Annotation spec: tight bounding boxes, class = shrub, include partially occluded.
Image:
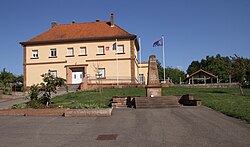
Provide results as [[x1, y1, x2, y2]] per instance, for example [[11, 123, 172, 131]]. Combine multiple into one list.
[[29, 84, 40, 100], [26, 100, 46, 109]]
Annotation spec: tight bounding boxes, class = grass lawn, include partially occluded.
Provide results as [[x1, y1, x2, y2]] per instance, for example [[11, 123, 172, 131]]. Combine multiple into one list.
[[164, 87, 250, 122], [52, 87, 250, 122], [51, 88, 146, 109]]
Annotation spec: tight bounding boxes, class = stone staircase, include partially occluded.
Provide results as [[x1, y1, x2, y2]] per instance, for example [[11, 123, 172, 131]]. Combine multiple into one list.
[[134, 96, 180, 108]]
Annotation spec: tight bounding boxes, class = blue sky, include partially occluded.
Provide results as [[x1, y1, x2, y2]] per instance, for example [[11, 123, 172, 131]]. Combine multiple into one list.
[[0, 0, 250, 75]]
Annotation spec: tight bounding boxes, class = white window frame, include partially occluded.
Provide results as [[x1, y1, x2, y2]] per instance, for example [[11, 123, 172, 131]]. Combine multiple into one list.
[[97, 68, 105, 78], [50, 48, 57, 57], [49, 70, 57, 78], [67, 48, 74, 56], [80, 47, 87, 55], [139, 74, 144, 83], [117, 45, 124, 54], [32, 50, 38, 58], [97, 46, 105, 55]]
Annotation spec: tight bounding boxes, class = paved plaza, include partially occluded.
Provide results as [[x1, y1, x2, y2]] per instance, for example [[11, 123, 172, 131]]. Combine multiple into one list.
[[0, 107, 249, 147]]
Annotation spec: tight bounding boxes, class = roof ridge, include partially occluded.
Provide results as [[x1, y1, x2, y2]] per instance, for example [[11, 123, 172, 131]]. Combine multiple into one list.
[[58, 21, 109, 26], [20, 20, 137, 45]]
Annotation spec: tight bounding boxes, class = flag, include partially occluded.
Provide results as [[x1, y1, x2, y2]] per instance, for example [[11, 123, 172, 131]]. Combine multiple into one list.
[[153, 38, 163, 47], [106, 43, 116, 51], [110, 42, 116, 50]]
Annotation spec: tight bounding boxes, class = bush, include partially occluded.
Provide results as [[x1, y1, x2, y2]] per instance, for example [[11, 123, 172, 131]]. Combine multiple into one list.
[[26, 72, 66, 108], [29, 84, 40, 100], [26, 100, 46, 109]]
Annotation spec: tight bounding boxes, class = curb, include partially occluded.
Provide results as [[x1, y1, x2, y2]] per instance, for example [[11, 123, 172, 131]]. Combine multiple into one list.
[[0, 108, 113, 117]]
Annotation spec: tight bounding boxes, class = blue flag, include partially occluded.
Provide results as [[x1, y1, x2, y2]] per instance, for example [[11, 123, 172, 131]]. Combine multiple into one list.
[[153, 38, 163, 47]]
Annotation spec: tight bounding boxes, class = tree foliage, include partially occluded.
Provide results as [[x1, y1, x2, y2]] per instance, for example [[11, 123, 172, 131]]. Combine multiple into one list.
[[187, 54, 250, 83], [165, 67, 186, 84], [0, 68, 16, 94], [157, 60, 185, 84], [28, 72, 66, 107]]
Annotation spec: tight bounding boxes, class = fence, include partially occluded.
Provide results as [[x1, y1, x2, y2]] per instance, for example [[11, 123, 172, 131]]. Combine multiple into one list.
[[175, 82, 239, 88], [86, 76, 145, 85]]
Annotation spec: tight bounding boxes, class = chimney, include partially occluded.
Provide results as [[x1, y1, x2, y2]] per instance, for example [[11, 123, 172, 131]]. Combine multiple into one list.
[[96, 18, 100, 22], [110, 13, 114, 27], [72, 20, 76, 24], [51, 21, 57, 28]]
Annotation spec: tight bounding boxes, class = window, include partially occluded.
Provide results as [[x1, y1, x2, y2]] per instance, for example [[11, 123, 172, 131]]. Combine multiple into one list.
[[32, 50, 38, 58], [67, 48, 74, 56], [79, 47, 87, 56], [97, 68, 105, 78], [49, 70, 57, 78], [139, 74, 145, 83], [117, 45, 124, 54], [97, 46, 105, 55], [50, 48, 57, 57]]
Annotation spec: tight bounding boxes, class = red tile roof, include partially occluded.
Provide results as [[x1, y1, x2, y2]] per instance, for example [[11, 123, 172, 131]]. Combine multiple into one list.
[[184, 69, 217, 82], [189, 69, 216, 78], [20, 21, 136, 46]]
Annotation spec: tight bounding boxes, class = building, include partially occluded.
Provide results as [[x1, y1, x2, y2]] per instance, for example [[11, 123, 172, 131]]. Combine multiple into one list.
[[20, 14, 148, 90]]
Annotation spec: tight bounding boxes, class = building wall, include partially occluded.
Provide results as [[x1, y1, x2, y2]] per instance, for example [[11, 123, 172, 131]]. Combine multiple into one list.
[[24, 39, 143, 87], [138, 62, 149, 84], [26, 64, 66, 86]]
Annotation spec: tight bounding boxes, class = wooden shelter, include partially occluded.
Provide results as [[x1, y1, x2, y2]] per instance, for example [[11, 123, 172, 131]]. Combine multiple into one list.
[[184, 69, 218, 84]]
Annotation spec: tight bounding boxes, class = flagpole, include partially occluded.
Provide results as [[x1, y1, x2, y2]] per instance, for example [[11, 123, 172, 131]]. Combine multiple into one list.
[[116, 39, 119, 86], [139, 37, 142, 65], [139, 37, 142, 83], [162, 35, 166, 83]]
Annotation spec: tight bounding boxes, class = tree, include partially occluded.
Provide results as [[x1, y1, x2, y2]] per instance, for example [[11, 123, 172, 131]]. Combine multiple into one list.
[[0, 68, 15, 94], [165, 67, 185, 84], [187, 61, 201, 75], [15, 75, 24, 84], [29, 84, 40, 100], [157, 60, 164, 81], [40, 73, 66, 106], [204, 54, 232, 83], [231, 54, 247, 96], [92, 63, 103, 93], [231, 54, 246, 83], [157, 60, 185, 84], [27, 72, 66, 107]]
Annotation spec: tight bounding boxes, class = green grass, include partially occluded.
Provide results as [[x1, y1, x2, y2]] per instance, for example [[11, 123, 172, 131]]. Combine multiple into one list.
[[51, 88, 146, 109], [164, 87, 250, 122], [52, 87, 250, 122]]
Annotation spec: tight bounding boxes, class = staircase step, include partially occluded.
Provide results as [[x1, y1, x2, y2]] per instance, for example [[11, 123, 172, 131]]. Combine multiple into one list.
[[136, 105, 180, 108], [135, 96, 180, 109]]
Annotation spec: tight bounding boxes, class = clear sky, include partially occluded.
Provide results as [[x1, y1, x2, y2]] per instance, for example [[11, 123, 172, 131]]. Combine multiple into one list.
[[0, 0, 250, 75]]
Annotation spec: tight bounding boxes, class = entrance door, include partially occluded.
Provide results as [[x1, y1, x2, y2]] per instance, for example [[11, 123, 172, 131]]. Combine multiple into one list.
[[72, 71, 83, 84]]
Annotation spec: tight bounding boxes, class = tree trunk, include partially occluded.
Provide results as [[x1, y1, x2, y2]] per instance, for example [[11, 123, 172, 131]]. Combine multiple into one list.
[[239, 84, 244, 96]]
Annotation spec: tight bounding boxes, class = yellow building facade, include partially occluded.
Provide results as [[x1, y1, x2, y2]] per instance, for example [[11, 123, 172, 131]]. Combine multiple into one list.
[[20, 14, 148, 89]]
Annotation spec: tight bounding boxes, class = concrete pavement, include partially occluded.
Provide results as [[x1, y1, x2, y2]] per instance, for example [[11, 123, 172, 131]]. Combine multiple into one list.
[[0, 107, 249, 147], [0, 98, 29, 110]]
